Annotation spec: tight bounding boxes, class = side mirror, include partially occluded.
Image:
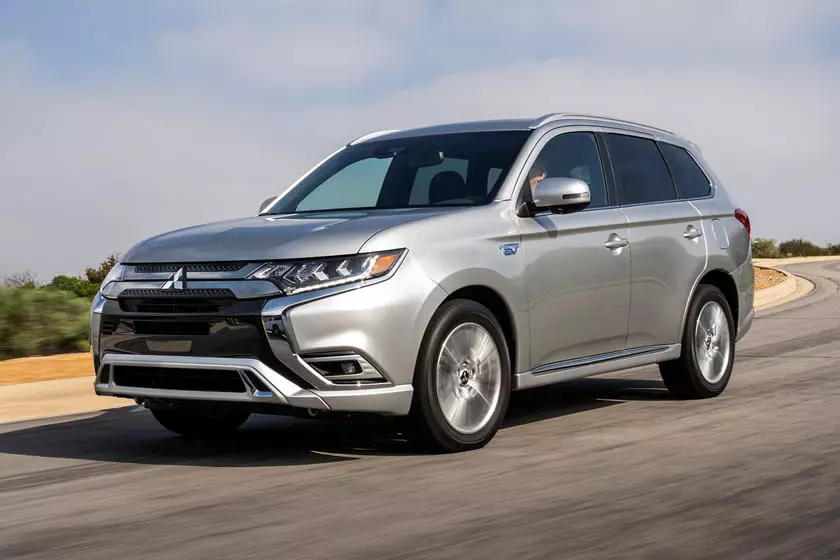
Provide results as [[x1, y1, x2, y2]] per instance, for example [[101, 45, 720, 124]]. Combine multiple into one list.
[[532, 177, 591, 214], [258, 197, 276, 214]]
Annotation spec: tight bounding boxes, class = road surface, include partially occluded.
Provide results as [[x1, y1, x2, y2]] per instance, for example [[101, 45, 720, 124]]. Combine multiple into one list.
[[2, 260, 839, 559]]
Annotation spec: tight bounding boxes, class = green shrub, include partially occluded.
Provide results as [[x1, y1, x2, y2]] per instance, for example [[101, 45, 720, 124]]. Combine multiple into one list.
[[778, 239, 824, 257], [751, 237, 780, 259], [0, 287, 90, 360], [85, 254, 118, 284], [46, 275, 101, 300], [825, 243, 840, 256]]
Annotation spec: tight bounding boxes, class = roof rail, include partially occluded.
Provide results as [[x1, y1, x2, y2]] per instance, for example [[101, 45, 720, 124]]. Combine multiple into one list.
[[529, 113, 675, 135], [347, 129, 401, 146]]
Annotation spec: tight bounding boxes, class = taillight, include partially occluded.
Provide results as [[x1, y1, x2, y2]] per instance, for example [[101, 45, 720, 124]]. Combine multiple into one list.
[[734, 208, 751, 237]]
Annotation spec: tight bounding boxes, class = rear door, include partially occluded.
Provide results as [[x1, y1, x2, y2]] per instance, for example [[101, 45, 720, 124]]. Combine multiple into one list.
[[602, 131, 707, 349]]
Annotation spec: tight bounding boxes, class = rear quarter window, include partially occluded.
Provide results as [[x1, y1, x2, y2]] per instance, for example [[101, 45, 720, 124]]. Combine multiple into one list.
[[659, 142, 712, 199]]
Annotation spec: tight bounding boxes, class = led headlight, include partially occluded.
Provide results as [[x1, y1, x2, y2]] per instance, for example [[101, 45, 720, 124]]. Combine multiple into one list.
[[99, 263, 127, 299], [249, 250, 404, 295]]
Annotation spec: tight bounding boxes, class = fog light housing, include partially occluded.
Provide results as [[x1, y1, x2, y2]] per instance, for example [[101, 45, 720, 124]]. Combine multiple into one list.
[[305, 355, 386, 385]]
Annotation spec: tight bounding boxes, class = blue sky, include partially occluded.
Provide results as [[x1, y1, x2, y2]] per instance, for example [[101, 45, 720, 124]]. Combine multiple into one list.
[[1, 0, 839, 280]]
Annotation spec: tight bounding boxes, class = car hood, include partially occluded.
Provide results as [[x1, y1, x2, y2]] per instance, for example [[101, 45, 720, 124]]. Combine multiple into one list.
[[122, 209, 450, 263]]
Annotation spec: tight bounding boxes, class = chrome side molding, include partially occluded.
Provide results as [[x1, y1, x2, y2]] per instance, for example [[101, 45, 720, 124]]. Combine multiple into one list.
[[513, 344, 681, 390]]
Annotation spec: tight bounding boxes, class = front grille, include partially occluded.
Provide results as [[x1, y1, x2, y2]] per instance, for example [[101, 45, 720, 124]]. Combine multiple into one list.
[[119, 288, 236, 298], [112, 365, 246, 393], [133, 263, 247, 273], [133, 321, 210, 336], [119, 295, 234, 314]]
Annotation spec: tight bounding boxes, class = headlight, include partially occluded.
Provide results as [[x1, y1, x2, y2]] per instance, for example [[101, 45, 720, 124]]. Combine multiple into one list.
[[99, 263, 126, 299], [249, 250, 404, 295]]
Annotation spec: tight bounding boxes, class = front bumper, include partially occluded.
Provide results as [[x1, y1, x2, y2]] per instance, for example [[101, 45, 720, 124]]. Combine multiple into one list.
[[94, 353, 414, 415], [90, 253, 447, 416]]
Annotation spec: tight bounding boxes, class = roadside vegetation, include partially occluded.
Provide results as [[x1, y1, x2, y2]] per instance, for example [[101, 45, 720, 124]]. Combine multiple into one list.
[[0, 255, 117, 360], [752, 238, 840, 259]]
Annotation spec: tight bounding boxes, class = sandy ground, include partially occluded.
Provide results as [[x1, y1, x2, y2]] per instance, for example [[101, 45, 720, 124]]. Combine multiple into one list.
[[0, 353, 92, 386], [754, 266, 786, 290]]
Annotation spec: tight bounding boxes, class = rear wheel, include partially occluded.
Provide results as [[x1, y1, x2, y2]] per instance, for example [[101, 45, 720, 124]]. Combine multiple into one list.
[[409, 300, 511, 452], [150, 405, 250, 437], [659, 285, 735, 398]]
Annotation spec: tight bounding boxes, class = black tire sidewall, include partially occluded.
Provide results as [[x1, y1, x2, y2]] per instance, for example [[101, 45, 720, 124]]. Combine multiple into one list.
[[683, 285, 736, 395], [413, 300, 511, 451]]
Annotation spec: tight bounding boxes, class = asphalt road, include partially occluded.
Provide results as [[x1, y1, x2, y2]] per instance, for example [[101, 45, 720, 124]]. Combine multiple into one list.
[[2, 260, 839, 560]]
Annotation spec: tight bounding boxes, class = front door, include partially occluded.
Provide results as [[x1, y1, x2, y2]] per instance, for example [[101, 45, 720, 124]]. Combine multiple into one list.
[[519, 130, 632, 370]]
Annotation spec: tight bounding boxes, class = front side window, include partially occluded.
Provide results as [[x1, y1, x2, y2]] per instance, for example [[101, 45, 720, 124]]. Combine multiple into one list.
[[605, 133, 677, 205], [265, 131, 530, 214], [659, 142, 712, 199], [524, 132, 609, 209]]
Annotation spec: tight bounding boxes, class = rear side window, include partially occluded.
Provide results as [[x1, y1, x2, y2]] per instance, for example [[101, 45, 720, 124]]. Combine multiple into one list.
[[659, 142, 712, 199], [605, 134, 676, 205]]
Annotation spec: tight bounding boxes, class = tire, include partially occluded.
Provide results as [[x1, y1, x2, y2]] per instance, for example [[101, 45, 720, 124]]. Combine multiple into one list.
[[409, 299, 511, 452], [659, 284, 736, 399], [150, 405, 250, 437]]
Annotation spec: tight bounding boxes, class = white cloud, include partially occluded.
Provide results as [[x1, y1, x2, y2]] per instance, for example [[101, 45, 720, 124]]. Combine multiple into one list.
[[157, 22, 399, 92], [1, 1, 838, 280]]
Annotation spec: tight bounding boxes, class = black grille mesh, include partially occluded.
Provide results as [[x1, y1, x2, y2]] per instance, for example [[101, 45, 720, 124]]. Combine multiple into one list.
[[118, 288, 235, 298], [133, 263, 247, 273]]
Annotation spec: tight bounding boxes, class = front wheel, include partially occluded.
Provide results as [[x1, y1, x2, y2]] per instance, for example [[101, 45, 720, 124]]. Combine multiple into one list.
[[659, 284, 736, 399], [409, 300, 511, 452], [150, 405, 250, 437]]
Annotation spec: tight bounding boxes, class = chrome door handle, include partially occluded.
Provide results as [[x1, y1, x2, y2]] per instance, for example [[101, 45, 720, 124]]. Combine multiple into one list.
[[604, 234, 629, 250], [683, 226, 703, 240]]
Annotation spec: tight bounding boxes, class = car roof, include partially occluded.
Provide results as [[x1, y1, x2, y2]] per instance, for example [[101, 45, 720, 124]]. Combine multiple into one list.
[[349, 113, 686, 146]]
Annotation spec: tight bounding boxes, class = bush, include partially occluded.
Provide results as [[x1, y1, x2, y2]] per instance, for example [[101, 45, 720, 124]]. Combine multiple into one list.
[[825, 243, 840, 256], [0, 287, 90, 360], [778, 239, 824, 257], [85, 254, 118, 284], [46, 275, 101, 300], [751, 237, 780, 259]]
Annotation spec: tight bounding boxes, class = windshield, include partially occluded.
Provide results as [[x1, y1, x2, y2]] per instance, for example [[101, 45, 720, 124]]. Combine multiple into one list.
[[264, 131, 530, 214]]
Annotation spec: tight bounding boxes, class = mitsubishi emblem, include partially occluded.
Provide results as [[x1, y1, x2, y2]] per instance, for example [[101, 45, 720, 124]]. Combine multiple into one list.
[[161, 267, 187, 290]]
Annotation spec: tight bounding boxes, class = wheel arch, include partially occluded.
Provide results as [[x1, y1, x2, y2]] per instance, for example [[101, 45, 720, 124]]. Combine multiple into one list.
[[681, 268, 740, 337], [441, 285, 519, 374]]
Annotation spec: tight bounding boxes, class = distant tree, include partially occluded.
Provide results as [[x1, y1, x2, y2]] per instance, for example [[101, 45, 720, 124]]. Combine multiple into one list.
[[778, 239, 824, 257], [3, 270, 38, 289], [84, 254, 119, 284], [751, 238, 780, 259], [825, 242, 840, 256], [46, 275, 101, 300]]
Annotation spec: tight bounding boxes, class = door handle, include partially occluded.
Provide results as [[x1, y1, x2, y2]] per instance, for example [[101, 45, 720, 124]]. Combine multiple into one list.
[[604, 234, 630, 250], [683, 226, 703, 240]]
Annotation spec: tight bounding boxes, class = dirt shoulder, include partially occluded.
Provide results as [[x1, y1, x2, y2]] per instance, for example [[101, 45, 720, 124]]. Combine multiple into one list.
[[0, 353, 92, 387], [755, 267, 787, 290]]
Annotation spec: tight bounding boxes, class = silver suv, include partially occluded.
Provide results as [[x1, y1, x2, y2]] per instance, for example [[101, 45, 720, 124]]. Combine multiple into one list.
[[91, 113, 754, 451]]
